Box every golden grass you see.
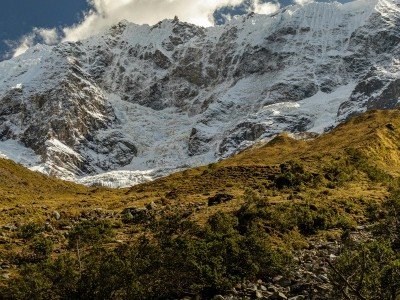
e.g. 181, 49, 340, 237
1, 109, 399, 229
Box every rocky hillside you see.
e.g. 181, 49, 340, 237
0, 0, 399, 186
1, 108, 400, 299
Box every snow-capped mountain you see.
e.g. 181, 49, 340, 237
0, 0, 399, 187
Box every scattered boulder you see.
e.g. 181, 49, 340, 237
146, 202, 157, 210
122, 207, 148, 215
53, 211, 61, 220
121, 206, 149, 223
45, 222, 54, 232
208, 193, 234, 206
253, 290, 264, 299
270, 292, 288, 300
386, 123, 395, 131
2, 224, 17, 231
0, 236, 9, 244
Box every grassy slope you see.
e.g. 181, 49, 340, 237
0, 158, 127, 225
124, 109, 400, 221
1, 109, 400, 228
2, 109, 400, 299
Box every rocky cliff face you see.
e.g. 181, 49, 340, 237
0, 0, 399, 187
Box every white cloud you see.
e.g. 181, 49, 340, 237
253, 0, 280, 15
9, 0, 282, 57
12, 35, 34, 58
12, 28, 60, 58
37, 28, 59, 45
63, 0, 244, 42
293, 0, 314, 5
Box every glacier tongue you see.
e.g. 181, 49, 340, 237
0, 0, 399, 188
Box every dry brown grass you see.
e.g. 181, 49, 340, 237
1, 109, 399, 229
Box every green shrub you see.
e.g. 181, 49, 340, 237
236, 198, 353, 237
17, 223, 45, 240
67, 220, 114, 249
323, 161, 354, 187
274, 161, 315, 190
330, 241, 396, 300
0, 255, 79, 300
30, 235, 53, 258
2, 211, 293, 300
330, 189, 400, 300
346, 148, 392, 183
381, 260, 400, 300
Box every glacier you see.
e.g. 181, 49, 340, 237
0, 0, 399, 187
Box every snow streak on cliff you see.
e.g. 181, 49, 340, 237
0, 0, 399, 187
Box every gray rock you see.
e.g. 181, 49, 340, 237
267, 285, 279, 293
253, 290, 264, 299
188, 127, 212, 156
122, 207, 148, 215
235, 283, 243, 290
146, 202, 157, 210
315, 284, 331, 292
317, 274, 329, 283
329, 254, 337, 260
2, 224, 17, 231
0, 0, 399, 189
272, 275, 283, 283
288, 296, 305, 300
45, 223, 54, 232
53, 211, 61, 220
231, 288, 239, 295
279, 278, 291, 287
270, 292, 288, 300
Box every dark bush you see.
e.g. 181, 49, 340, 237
67, 220, 114, 249
17, 223, 45, 240
274, 161, 314, 189
2, 211, 293, 300
30, 235, 53, 258
330, 241, 396, 300
208, 193, 234, 206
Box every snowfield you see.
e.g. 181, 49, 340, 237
0, 0, 399, 187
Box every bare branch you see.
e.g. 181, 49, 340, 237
77, 238, 82, 274
340, 287, 352, 300
356, 249, 366, 292
325, 258, 367, 300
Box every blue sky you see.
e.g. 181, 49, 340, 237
0, 0, 89, 59
0, 0, 349, 61
214, 0, 293, 24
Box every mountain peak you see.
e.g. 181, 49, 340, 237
0, 0, 399, 187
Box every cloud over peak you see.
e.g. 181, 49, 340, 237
10, 0, 283, 57
11, 28, 59, 58
63, 0, 246, 42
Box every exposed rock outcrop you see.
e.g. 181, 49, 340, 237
0, 0, 399, 186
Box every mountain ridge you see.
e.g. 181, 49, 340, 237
0, 107, 398, 213
0, 0, 399, 187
